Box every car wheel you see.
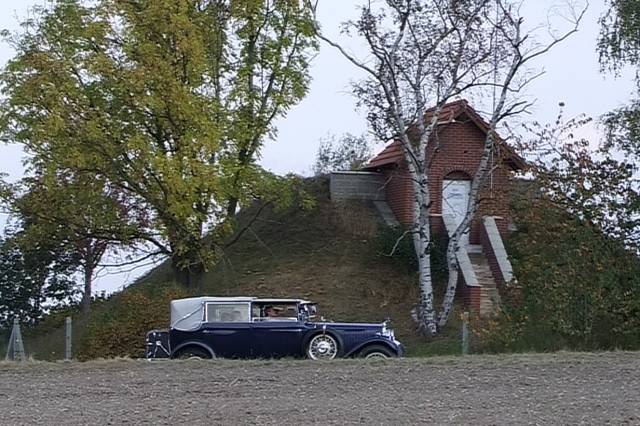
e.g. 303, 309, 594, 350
306, 334, 339, 360
360, 345, 395, 359
175, 346, 213, 360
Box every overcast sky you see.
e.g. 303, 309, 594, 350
0, 0, 635, 294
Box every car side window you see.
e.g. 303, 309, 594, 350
205, 303, 250, 322
255, 303, 299, 321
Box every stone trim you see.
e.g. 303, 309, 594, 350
373, 201, 400, 227
482, 216, 514, 283
443, 214, 480, 287
331, 171, 386, 176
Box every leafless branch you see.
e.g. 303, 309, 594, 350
384, 229, 414, 257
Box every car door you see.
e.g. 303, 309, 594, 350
250, 305, 306, 358
251, 320, 307, 358
201, 302, 252, 358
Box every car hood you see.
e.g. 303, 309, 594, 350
310, 321, 385, 330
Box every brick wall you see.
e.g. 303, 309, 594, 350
382, 167, 414, 225
465, 286, 482, 314
377, 116, 513, 238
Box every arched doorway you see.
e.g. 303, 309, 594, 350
442, 171, 472, 247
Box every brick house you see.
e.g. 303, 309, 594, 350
331, 99, 525, 315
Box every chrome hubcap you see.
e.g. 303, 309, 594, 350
317, 341, 331, 354
308, 335, 338, 360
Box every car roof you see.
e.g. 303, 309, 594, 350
254, 298, 313, 304
172, 296, 313, 305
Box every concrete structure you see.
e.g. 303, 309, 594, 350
329, 171, 386, 201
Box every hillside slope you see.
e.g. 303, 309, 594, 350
138, 179, 434, 350
15, 178, 463, 359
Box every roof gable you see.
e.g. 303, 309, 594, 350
363, 100, 525, 171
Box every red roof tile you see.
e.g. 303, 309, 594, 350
366, 140, 404, 169
363, 99, 525, 171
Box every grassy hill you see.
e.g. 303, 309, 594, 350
10, 178, 464, 359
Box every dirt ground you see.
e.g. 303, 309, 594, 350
0, 352, 639, 425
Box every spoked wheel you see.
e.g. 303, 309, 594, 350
360, 345, 395, 359
175, 346, 213, 360
307, 334, 339, 360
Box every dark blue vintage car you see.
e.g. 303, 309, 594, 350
145, 296, 404, 360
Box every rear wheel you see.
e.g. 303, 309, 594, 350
359, 344, 395, 359
175, 346, 213, 360
306, 334, 339, 360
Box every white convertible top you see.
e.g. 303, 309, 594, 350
169, 296, 313, 331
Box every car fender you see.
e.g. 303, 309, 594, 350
171, 341, 216, 358
346, 338, 401, 358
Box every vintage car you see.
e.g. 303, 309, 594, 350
145, 296, 404, 360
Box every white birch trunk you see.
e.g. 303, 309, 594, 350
409, 164, 438, 335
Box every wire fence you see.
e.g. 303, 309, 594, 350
2, 317, 83, 361
2, 311, 474, 361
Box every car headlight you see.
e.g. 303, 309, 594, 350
381, 321, 394, 339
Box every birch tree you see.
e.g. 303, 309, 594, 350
308, 0, 585, 335
437, 1, 587, 327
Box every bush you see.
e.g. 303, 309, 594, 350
78, 284, 189, 360
477, 199, 640, 352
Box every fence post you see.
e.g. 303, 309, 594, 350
461, 311, 470, 355
5, 318, 26, 361
65, 316, 72, 361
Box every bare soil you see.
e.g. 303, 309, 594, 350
1, 352, 639, 425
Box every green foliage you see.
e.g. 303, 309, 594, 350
0, 232, 78, 327
519, 109, 640, 248
479, 199, 640, 352
9, 173, 137, 313
78, 284, 189, 360
312, 133, 372, 175
485, 111, 640, 352
599, 1, 640, 203
599, 0, 640, 71
0, 0, 318, 282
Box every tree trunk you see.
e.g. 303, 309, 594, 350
172, 256, 205, 290
411, 170, 438, 336
438, 230, 462, 327
414, 223, 438, 336
437, 54, 518, 326
81, 264, 93, 316
227, 197, 239, 217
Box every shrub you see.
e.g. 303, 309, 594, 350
78, 284, 189, 360
477, 199, 640, 352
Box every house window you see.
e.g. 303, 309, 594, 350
205, 303, 250, 322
